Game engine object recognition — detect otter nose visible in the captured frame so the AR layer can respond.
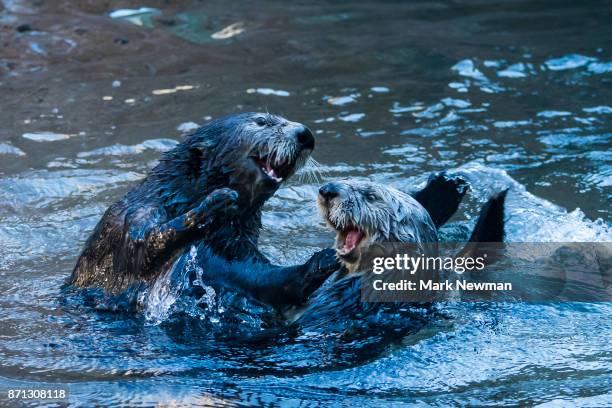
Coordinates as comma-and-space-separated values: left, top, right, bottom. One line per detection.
319, 183, 340, 200
295, 126, 315, 150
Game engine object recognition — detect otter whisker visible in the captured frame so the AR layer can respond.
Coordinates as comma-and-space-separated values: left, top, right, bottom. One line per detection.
308, 157, 323, 183
297, 157, 323, 184
262, 136, 294, 169
295, 157, 314, 183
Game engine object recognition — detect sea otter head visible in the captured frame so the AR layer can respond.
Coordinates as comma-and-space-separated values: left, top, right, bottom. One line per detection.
162, 112, 315, 216
317, 180, 437, 273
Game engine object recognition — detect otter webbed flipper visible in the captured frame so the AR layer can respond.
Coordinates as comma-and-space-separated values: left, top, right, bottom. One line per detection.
412, 172, 469, 228
458, 188, 508, 262
467, 189, 508, 243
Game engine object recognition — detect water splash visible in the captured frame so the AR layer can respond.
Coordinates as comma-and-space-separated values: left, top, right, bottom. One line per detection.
141, 251, 191, 325
451, 162, 612, 242
141, 246, 223, 325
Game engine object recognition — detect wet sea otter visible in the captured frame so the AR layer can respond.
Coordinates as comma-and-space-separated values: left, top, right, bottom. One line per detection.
69, 112, 341, 308
294, 179, 507, 331
69, 112, 470, 311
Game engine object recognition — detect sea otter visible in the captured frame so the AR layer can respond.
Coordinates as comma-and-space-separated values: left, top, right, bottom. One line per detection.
69, 112, 470, 312
294, 179, 507, 331
69, 112, 343, 309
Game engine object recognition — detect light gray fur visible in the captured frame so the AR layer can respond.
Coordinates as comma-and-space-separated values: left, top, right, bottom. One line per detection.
246, 113, 308, 173
318, 180, 438, 273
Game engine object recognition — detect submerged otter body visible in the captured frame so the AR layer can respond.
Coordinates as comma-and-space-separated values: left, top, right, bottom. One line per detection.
295, 178, 507, 333
70, 113, 338, 309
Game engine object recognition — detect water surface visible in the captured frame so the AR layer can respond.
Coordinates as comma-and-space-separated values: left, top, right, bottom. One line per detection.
0, 0, 611, 406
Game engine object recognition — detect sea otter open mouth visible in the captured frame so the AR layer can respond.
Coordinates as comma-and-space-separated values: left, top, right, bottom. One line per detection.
252, 155, 294, 183
336, 226, 366, 259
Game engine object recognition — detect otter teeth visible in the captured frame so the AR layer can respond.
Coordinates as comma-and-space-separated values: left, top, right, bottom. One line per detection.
263, 161, 283, 182
266, 168, 282, 182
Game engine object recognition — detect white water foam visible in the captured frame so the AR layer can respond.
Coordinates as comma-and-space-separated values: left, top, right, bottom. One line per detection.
142, 246, 219, 325
453, 162, 611, 242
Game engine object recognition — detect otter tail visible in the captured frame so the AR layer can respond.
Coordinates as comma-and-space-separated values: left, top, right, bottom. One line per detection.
458, 189, 508, 261
412, 171, 469, 229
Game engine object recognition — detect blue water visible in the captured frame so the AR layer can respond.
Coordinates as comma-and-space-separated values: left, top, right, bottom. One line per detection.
0, 0, 611, 406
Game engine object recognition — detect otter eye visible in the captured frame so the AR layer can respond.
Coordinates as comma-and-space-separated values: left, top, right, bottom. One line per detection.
365, 193, 378, 202
254, 117, 267, 127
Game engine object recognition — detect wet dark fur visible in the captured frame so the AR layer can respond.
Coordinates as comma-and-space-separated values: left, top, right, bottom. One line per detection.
412, 172, 469, 228
69, 113, 337, 308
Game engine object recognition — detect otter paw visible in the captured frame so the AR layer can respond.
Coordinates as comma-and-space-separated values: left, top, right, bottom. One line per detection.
310, 248, 341, 274
302, 248, 341, 293
194, 188, 239, 223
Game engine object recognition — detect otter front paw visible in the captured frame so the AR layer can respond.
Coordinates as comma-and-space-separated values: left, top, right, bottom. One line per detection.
193, 188, 239, 226
301, 248, 341, 298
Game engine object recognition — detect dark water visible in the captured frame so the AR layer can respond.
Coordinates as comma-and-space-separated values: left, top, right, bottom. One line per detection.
1, 0, 611, 406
